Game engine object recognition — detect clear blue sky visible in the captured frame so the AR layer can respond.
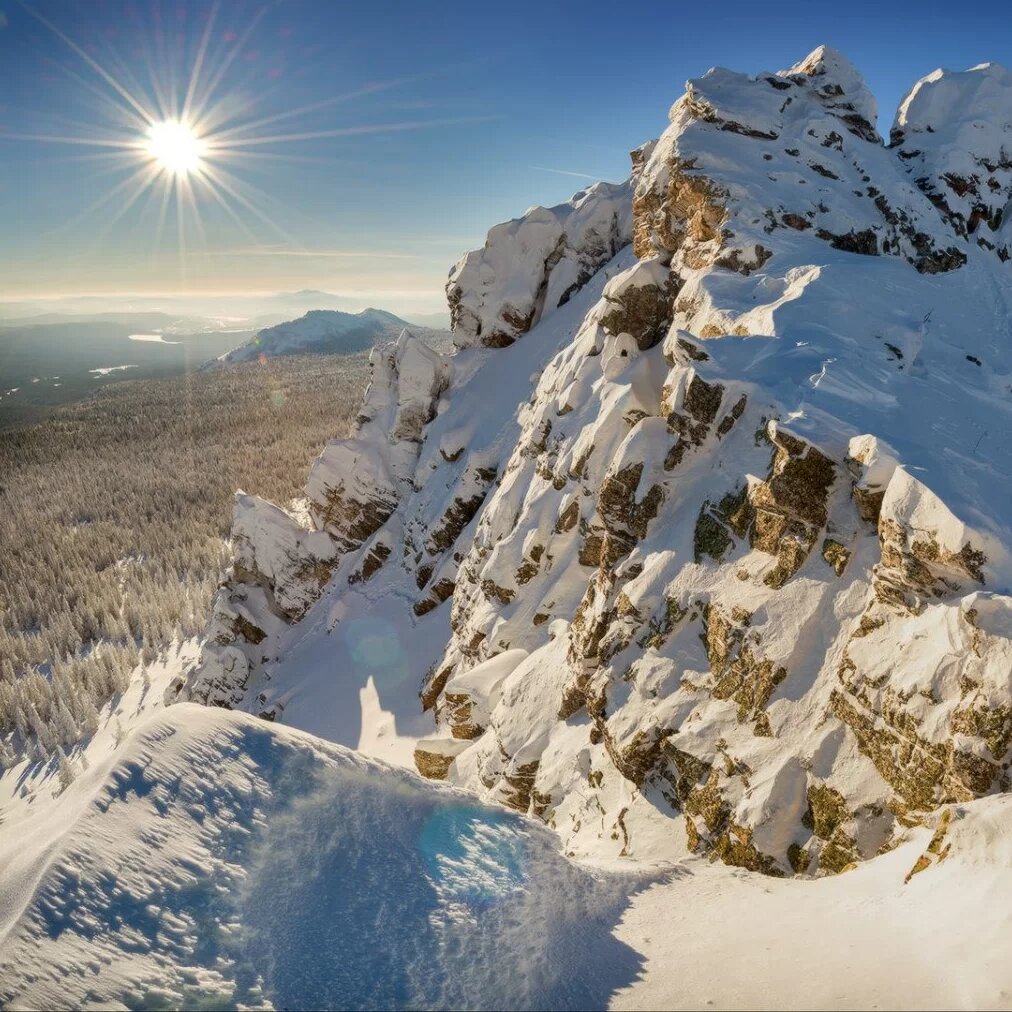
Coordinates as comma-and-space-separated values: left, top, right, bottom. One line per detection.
1, 0, 1008, 312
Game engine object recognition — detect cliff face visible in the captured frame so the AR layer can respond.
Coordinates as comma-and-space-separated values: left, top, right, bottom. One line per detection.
181, 46, 1012, 875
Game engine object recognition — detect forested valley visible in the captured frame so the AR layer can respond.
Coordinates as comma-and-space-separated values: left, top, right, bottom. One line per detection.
0, 354, 368, 765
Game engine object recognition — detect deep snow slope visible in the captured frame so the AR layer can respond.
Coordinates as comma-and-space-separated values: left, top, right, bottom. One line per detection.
2, 702, 1010, 1010
0, 705, 642, 1010
183, 46, 1012, 876
610, 794, 1012, 1010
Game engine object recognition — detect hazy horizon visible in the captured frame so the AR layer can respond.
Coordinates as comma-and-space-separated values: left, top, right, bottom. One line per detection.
0, 286, 453, 324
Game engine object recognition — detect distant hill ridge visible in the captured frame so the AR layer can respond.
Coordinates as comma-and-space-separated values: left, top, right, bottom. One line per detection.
223, 307, 451, 363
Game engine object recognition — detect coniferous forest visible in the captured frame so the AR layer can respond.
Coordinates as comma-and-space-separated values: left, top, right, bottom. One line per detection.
0, 355, 368, 763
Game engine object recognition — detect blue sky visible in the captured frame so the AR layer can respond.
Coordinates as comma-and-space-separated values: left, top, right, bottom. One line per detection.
1, 0, 1009, 313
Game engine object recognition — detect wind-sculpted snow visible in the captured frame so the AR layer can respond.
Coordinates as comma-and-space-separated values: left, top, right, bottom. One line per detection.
0, 706, 643, 1010
184, 45, 1012, 877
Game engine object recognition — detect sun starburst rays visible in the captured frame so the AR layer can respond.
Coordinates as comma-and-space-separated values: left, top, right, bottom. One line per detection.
6, 2, 490, 273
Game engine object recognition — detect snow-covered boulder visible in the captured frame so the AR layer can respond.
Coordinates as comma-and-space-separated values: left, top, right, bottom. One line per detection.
447, 180, 634, 348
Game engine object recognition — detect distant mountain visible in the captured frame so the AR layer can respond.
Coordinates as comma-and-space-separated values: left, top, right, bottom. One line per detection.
222, 307, 451, 363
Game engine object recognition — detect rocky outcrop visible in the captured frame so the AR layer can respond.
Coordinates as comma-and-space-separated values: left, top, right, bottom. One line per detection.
748, 425, 837, 588
181, 329, 451, 708
411, 46, 1012, 875
632, 45, 970, 283
186, 46, 1012, 880
308, 332, 451, 548
447, 180, 634, 348
600, 257, 680, 350
179, 493, 335, 706
892, 63, 1012, 261
231, 495, 338, 620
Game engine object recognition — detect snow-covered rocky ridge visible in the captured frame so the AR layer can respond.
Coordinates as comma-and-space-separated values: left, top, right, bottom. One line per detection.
223, 307, 450, 363
182, 46, 1012, 877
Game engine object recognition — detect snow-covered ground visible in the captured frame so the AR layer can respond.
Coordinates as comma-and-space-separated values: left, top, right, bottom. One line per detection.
0, 702, 642, 1010
1, 695, 1009, 1010
614, 801, 1012, 1011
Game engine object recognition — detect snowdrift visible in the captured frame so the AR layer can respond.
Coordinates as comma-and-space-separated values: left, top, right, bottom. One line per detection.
0, 705, 642, 1010
2, 705, 1011, 1010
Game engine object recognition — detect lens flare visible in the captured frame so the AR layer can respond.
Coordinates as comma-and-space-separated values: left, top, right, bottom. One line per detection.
419, 807, 528, 913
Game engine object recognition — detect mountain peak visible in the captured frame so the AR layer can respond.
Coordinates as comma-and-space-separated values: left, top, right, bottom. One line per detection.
779, 44, 879, 136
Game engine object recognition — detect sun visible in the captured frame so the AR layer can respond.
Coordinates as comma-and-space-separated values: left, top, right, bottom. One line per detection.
10, 4, 488, 257
145, 120, 205, 177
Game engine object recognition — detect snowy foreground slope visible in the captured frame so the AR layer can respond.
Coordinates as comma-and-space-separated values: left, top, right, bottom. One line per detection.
186, 45, 1012, 877
0, 705, 639, 1010
2, 701, 1011, 1010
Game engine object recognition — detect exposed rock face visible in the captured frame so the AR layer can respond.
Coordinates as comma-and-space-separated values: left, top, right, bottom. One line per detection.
600, 257, 680, 350
230, 494, 339, 622
748, 425, 837, 588
186, 46, 1012, 878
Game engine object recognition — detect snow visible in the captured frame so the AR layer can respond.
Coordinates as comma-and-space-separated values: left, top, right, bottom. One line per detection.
0, 705, 644, 1010
892, 61, 1012, 255
6, 41, 1012, 1009
784, 44, 879, 131
1, 699, 1010, 1009
613, 798, 1012, 1010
